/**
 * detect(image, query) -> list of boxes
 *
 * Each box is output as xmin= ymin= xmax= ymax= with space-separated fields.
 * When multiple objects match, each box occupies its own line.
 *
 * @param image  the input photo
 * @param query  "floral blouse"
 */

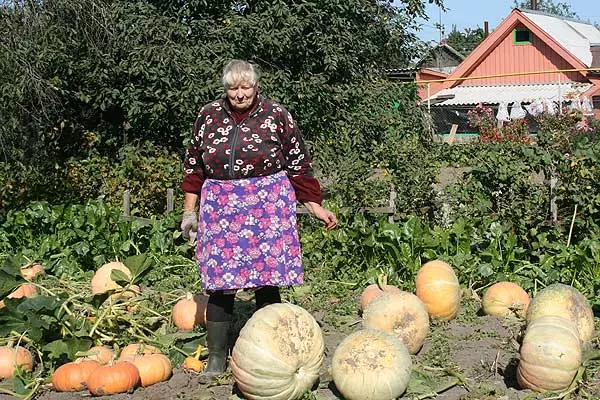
xmin=181 ymin=95 xmax=322 ymax=204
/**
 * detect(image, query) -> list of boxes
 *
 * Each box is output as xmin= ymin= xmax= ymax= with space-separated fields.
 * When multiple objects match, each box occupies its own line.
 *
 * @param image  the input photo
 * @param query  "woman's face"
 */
xmin=226 ymin=81 xmax=257 ymax=112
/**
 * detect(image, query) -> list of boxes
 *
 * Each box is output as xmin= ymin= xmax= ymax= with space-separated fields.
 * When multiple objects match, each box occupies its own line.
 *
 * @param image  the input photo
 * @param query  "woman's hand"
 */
xmin=302 ymin=201 xmax=337 ymax=230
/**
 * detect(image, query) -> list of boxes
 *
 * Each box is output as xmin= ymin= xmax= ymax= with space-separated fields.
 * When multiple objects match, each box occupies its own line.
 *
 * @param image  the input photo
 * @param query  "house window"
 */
xmin=593 ymin=96 xmax=600 ymax=109
xmin=514 ymin=29 xmax=532 ymax=44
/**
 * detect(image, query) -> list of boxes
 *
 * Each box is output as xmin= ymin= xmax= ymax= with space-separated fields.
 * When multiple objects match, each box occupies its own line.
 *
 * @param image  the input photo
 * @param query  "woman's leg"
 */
xmin=254 ymin=286 xmax=281 ymax=310
xmin=205 ymin=291 xmax=235 ymax=374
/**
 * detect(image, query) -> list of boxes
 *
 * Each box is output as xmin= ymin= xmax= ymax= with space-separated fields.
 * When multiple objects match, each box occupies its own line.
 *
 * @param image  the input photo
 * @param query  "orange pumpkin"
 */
xmin=183 ymin=345 xmax=205 ymax=373
xmin=76 ymin=346 xmax=114 ymax=365
xmin=517 ymin=315 xmax=582 ymax=392
xmin=362 ymin=291 xmax=430 ymax=354
xmin=359 ymin=283 xmax=402 ymax=314
xmin=87 ymin=361 xmax=140 ymax=396
xmin=171 ymin=293 xmax=208 ymax=330
xmin=0 ymin=283 xmax=38 ymax=309
xmin=20 ymin=263 xmax=45 ymax=281
xmin=125 ymin=354 xmax=172 ymax=387
xmin=90 ymin=262 xmax=132 ymax=295
xmin=416 ymin=260 xmax=461 ymax=321
xmin=332 ymin=329 xmax=412 ymax=400
xmin=482 ymin=281 xmax=530 ymax=318
xmin=0 ymin=345 xmax=34 ymax=379
xmin=119 ymin=343 xmax=161 ymax=359
xmin=526 ymin=283 xmax=594 ymax=343
xmin=52 ymin=360 xmax=101 ymax=392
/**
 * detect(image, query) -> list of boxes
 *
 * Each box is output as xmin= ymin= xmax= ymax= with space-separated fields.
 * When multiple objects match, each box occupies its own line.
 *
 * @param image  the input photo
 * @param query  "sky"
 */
xmin=415 ymin=0 xmax=600 ymax=44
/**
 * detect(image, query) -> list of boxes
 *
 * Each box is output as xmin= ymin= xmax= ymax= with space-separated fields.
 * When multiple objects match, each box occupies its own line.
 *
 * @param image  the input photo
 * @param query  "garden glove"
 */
xmin=181 ymin=211 xmax=198 ymax=242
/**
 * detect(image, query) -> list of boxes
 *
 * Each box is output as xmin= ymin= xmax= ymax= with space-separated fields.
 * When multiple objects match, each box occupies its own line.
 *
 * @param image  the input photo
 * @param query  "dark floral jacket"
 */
xmin=182 ymin=95 xmax=322 ymax=204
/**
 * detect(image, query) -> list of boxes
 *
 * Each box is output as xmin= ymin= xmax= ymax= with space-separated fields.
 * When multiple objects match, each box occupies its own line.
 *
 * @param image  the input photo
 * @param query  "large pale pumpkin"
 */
xmin=359 ymin=283 xmax=402 ymax=314
xmin=91 ymin=262 xmax=132 ymax=295
xmin=517 ymin=315 xmax=582 ymax=392
xmin=526 ymin=283 xmax=594 ymax=343
xmin=0 ymin=346 xmax=34 ymax=379
xmin=416 ymin=260 xmax=461 ymax=321
xmin=482 ymin=281 xmax=530 ymax=318
xmin=362 ymin=291 xmax=429 ymax=354
xmin=332 ymin=329 xmax=412 ymax=400
xmin=52 ymin=360 xmax=101 ymax=391
xmin=171 ymin=293 xmax=208 ymax=330
xmin=230 ymin=303 xmax=324 ymax=400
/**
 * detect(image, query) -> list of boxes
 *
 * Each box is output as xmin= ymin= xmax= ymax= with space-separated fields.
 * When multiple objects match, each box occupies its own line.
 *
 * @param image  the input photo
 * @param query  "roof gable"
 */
xmin=443 ymin=9 xmax=593 ymax=89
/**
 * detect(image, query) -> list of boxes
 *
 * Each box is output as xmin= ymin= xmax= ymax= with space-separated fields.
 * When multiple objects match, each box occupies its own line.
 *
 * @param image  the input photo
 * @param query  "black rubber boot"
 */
xmin=203 ymin=320 xmax=230 ymax=378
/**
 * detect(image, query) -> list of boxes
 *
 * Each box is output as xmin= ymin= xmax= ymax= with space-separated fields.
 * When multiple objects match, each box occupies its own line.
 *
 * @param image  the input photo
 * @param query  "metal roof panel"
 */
xmin=425 ymin=82 xmax=593 ymax=106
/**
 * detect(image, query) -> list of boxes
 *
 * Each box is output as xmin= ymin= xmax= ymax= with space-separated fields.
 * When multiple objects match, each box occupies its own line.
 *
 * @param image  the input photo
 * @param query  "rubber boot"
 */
xmin=203 ymin=320 xmax=230 ymax=380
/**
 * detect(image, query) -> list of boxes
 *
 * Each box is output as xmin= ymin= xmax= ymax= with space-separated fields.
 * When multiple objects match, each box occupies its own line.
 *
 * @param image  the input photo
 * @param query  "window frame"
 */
xmin=513 ymin=29 xmax=533 ymax=45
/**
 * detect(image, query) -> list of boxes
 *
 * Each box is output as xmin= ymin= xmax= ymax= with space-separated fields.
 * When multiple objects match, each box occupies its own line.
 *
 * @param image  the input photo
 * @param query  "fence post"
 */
xmin=123 ymin=190 xmax=131 ymax=218
xmin=166 ymin=188 xmax=174 ymax=214
xmin=388 ymin=188 xmax=397 ymax=223
xmin=550 ymin=175 xmax=558 ymax=223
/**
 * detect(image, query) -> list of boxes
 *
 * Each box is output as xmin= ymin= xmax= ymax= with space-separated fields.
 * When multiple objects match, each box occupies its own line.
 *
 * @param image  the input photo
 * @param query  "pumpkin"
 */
xmin=359 ymin=283 xmax=402 ymax=314
xmin=230 ymin=303 xmax=324 ymax=400
xmin=517 ymin=315 xmax=582 ymax=392
xmin=76 ymin=346 xmax=114 ymax=365
xmin=183 ymin=345 xmax=205 ymax=373
xmin=171 ymin=293 xmax=208 ymax=330
xmin=0 ymin=345 xmax=34 ymax=379
xmin=482 ymin=281 xmax=530 ymax=318
xmin=331 ymin=329 xmax=412 ymax=400
xmin=52 ymin=360 xmax=101 ymax=392
xmin=362 ymin=291 xmax=430 ymax=354
xmin=119 ymin=343 xmax=161 ymax=359
xmin=416 ymin=260 xmax=461 ymax=321
xmin=87 ymin=361 xmax=140 ymax=396
xmin=91 ymin=261 xmax=132 ymax=295
xmin=526 ymin=283 xmax=594 ymax=343
xmin=20 ymin=263 xmax=45 ymax=281
xmin=124 ymin=354 xmax=172 ymax=387
xmin=0 ymin=283 xmax=38 ymax=309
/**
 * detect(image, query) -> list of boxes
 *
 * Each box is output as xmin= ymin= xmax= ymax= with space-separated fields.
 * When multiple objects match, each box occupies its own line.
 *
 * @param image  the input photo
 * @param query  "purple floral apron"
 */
xmin=196 ymin=171 xmax=304 ymax=291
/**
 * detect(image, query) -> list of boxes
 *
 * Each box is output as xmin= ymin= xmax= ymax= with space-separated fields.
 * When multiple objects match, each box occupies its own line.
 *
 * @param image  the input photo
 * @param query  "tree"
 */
xmin=513 ymin=0 xmax=579 ymax=19
xmin=1 ymin=0 xmax=442 ymax=167
xmin=445 ymin=25 xmax=485 ymax=56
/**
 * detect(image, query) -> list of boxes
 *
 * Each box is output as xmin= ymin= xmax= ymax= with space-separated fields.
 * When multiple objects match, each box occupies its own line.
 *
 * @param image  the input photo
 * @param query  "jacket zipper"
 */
xmin=226 ymin=98 xmax=261 ymax=179
xmin=228 ymin=124 xmax=240 ymax=179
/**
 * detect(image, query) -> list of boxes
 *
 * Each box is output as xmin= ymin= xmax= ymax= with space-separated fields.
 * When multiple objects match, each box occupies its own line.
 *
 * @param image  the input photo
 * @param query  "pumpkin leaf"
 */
xmin=123 ymin=253 xmax=154 ymax=282
xmin=0 ymin=255 xmax=26 ymax=297
xmin=43 ymin=338 xmax=92 ymax=361
xmin=110 ymin=269 xmax=131 ymax=287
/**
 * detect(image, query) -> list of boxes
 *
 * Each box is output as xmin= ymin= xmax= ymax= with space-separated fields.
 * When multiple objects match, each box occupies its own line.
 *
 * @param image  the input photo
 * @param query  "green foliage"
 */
xmin=445 ymin=25 xmax=485 ymax=56
xmin=513 ymin=0 xmax=579 ymax=18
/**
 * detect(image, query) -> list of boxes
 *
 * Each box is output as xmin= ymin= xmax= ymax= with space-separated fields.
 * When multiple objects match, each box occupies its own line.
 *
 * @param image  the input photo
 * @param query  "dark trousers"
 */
xmin=206 ymin=286 xmax=282 ymax=322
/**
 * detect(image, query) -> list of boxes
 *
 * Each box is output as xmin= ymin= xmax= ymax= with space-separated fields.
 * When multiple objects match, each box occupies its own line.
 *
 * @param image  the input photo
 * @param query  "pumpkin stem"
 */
xmin=376 ymin=269 xmax=388 ymax=289
xmin=185 ymin=292 xmax=194 ymax=301
xmin=193 ymin=344 xmax=203 ymax=360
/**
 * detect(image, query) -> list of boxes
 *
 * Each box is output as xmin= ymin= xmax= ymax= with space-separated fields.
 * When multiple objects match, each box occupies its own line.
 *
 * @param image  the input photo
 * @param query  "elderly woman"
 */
xmin=180 ymin=59 xmax=336 ymax=377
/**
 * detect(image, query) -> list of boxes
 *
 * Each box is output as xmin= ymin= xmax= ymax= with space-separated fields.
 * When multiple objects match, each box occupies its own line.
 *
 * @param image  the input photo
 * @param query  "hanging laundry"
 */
xmin=496 ymin=101 xmax=510 ymax=122
xmin=509 ymin=100 xmax=527 ymax=120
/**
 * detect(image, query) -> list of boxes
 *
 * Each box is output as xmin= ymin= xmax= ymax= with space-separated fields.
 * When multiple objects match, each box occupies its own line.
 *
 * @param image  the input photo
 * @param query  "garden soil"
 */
xmin=2 ymin=292 xmax=598 ymax=400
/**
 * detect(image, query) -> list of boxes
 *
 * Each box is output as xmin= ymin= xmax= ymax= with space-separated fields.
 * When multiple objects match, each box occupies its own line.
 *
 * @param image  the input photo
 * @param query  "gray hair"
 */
xmin=221 ymin=60 xmax=260 ymax=89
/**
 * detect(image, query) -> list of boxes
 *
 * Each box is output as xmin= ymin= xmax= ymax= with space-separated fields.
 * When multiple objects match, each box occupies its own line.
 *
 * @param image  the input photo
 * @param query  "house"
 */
xmin=388 ymin=41 xmax=465 ymax=100
xmin=422 ymin=9 xmax=600 ymax=135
